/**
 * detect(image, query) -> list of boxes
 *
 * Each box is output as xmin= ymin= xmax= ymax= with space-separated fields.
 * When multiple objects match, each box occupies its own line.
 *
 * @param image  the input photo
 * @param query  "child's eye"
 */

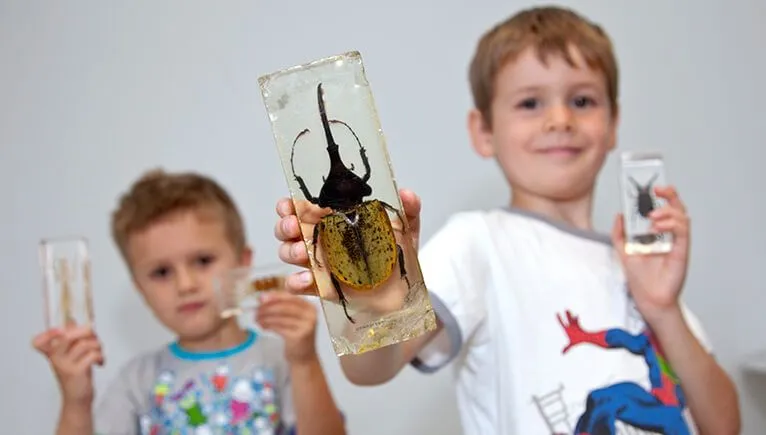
xmin=517 ymin=98 xmax=539 ymax=110
xmin=196 ymin=254 xmax=215 ymax=267
xmin=572 ymin=95 xmax=595 ymax=108
xmin=150 ymin=266 xmax=171 ymax=279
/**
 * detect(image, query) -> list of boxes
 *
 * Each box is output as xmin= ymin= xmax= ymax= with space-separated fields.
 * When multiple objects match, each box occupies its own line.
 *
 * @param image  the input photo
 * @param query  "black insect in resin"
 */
xmin=289 ymin=83 xmax=410 ymax=323
xmin=628 ymin=173 xmax=661 ymax=244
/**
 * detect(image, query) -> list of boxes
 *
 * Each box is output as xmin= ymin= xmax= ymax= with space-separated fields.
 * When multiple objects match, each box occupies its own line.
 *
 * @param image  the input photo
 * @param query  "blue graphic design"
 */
xmin=557 ymin=310 xmax=690 ymax=435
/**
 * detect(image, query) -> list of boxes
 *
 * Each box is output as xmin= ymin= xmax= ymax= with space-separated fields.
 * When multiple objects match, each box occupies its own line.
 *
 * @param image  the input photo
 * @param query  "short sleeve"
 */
xmin=93 ymin=355 xmax=152 ymax=435
xmin=681 ymin=302 xmax=714 ymax=355
xmin=410 ymin=213 xmax=489 ymax=373
xmin=276 ymin=362 xmax=297 ymax=435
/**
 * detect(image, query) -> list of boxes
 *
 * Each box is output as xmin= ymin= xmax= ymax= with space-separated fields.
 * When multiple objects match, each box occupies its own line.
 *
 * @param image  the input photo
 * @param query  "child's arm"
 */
xmin=32 ymin=326 xmax=103 ymax=435
xmin=645 ymin=307 xmax=740 ymax=435
xmin=612 ymin=185 xmax=741 ymax=434
xmin=257 ymin=292 xmax=346 ymax=435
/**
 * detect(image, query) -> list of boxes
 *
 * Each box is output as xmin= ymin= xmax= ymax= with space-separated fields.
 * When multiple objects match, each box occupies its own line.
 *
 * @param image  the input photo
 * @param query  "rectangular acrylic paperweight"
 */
xmin=39 ymin=236 xmax=94 ymax=329
xmin=619 ymin=151 xmax=673 ymax=255
xmin=258 ymin=51 xmax=437 ymax=356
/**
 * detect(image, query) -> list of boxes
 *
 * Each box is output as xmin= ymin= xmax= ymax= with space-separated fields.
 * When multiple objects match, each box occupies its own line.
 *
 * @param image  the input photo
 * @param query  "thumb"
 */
xmin=399 ymin=188 xmax=421 ymax=247
xmin=32 ymin=329 xmax=62 ymax=356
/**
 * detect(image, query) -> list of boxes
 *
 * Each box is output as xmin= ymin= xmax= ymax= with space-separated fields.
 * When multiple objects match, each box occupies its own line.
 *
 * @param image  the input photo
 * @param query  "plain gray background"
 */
xmin=2 ymin=0 xmax=765 ymax=433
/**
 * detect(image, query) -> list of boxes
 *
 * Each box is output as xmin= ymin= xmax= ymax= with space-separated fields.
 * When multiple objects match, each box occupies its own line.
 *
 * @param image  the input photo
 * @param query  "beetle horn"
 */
xmin=317 ymin=83 xmax=338 ymax=151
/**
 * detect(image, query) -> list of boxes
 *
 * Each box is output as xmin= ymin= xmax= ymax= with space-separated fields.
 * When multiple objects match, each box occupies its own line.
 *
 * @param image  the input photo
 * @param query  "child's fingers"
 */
xmin=258 ymin=299 xmax=314 ymax=320
xmin=276 ymin=198 xmax=295 ymax=218
xmin=69 ymin=338 xmax=102 ymax=363
xmin=649 ymin=206 xmax=687 ymax=222
xmin=32 ymin=329 xmax=62 ymax=355
xmin=74 ymin=349 xmax=104 ymax=372
xmin=274 ymin=215 xmax=302 ymax=243
xmin=283 ymin=272 xmax=315 ymax=295
xmin=651 ymin=216 xmax=689 ymax=238
xmin=50 ymin=327 xmax=97 ymax=358
xmin=257 ymin=316 xmax=304 ymax=332
xmin=278 ymin=241 xmax=309 ymax=267
xmin=654 ymin=185 xmax=686 ymax=212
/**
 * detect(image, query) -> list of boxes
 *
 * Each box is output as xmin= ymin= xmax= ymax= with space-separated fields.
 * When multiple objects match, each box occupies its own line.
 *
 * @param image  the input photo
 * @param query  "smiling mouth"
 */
xmin=539 ymin=146 xmax=582 ymax=155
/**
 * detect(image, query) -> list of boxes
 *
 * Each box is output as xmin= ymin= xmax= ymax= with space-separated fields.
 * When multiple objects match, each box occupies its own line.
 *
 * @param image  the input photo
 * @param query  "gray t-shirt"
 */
xmin=94 ymin=329 xmax=296 ymax=435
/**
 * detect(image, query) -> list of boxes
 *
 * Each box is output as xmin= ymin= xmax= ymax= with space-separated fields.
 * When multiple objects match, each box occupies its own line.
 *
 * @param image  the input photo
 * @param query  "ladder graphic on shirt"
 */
xmin=532 ymin=384 xmax=657 ymax=435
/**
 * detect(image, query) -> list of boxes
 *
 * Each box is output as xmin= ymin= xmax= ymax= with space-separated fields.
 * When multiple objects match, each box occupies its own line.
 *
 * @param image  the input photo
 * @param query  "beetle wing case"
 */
xmin=619 ymin=151 xmax=673 ymax=255
xmin=258 ymin=51 xmax=437 ymax=356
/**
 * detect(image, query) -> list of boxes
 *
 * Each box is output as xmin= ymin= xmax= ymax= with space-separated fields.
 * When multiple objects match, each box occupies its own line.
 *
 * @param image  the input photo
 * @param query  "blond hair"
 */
xmin=469 ymin=6 xmax=619 ymax=126
xmin=111 ymin=168 xmax=246 ymax=261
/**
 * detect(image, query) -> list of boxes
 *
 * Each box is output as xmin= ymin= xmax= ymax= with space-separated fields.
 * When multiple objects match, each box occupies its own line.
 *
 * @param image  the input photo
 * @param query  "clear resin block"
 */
xmin=619 ymin=151 xmax=673 ymax=255
xmin=258 ymin=51 xmax=437 ymax=356
xmin=213 ymin=263 xmax=295 ymax=327
xmin=39 ymin=236 xmax=94 ymax=329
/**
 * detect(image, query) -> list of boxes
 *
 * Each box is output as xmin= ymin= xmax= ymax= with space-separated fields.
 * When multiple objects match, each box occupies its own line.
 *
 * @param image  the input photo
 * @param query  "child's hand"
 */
xmin=256 ymin=292 xmax=319 ymax=365
xmin=273 ymin=188 xmax=423 ymax=296
xmin=31 ymin=326 xmax=104 ymax=406
xmin=612 ymin=185 xmax=690 ymax=324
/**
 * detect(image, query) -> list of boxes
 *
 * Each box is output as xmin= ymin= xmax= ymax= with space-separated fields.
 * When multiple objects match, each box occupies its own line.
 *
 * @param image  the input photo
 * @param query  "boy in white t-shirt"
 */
xmin=271 ymin=6 xmax=740 ymax=435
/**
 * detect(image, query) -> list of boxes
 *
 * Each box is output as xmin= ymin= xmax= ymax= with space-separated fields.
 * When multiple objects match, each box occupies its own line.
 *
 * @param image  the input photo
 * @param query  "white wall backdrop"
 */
xmin=2 ymin=0 xmax=765 ymax=433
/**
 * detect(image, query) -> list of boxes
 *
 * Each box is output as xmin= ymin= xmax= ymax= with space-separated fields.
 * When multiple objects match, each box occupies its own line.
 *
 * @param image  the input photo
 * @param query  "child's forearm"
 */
xmin=648 ymin=306 xmax=740 ymax=434
xmin=290 ymin=356 xmax=346 ymax=435
xmin=339 ymin=322 xmax=442 ymax=385
xmin=56 ymin=401 xmax=93 ymax=435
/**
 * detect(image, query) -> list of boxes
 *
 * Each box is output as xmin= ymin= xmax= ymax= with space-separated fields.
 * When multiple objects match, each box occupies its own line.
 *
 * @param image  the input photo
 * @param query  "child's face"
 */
xmin=469 ymin=45 xmax=618 ymax=202
xmin=125 ymin=209 xmax=251 ymax=341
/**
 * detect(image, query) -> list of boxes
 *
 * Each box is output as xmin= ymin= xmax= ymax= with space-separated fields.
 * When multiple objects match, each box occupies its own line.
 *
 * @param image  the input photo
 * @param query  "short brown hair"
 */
xmin=111 ymin=168 xmax=247 ymax=262
xmin=469 ymin=6 xmax=619 ymax=126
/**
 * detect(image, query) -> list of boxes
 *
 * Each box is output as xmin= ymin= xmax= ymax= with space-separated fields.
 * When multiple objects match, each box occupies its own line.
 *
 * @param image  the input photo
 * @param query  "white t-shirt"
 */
xmin=410 ymin=208 xmax=712 ymax=435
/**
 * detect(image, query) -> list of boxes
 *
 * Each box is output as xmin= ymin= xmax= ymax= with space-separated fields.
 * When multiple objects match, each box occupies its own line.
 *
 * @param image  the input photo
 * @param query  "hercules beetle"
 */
xmin=628 ymin=173 xmax=661 ymax=244
xmin=289 ymin=82 xmax=410 ymax=323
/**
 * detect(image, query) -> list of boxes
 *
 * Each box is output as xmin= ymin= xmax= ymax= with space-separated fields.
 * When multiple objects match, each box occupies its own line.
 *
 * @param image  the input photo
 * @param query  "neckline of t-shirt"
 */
xmin=501 ymin=206 xmax=612 ymax=246
xmin=168 ymin=328 xmax=258 ymax=361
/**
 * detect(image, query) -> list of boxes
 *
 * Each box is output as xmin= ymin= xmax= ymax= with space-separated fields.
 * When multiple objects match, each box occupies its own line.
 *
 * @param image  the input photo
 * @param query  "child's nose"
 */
xmin=175 ymin=267 xmax=200 ymax=295
xmin=544 ymin=104 xmax=574 ymax=131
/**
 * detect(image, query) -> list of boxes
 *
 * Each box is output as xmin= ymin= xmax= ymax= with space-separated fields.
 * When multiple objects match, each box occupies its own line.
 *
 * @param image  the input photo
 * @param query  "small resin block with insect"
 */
xmin=213 ymin=263 xmax=295 ymax=328
xmin=619 ymin=151 xmax=673 ymax=255
xmin=258 ymin=51 xmax=437 ymax=356
xmin=39 ymin=236 xmax=95 ymax=330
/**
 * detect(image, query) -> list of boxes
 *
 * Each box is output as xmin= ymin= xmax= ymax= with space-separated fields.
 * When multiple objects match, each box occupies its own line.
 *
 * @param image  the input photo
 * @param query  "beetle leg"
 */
xmin=359 ymin=145 xmax=371 ymax=182
xmin=396 ymin=244 xmax=410 ymax=288
xmin=379 ymin=201 xmax=407 ymax=234
xmin=294 ymin=174 xmax=320 ymax=205
xmin=312 ymin=222 xmax=322 ymax=268
xmin=330 ymin=273 xmax=354 ymax=323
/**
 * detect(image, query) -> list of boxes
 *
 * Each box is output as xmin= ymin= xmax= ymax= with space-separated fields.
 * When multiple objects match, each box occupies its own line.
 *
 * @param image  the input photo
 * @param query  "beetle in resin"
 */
xmin=289 ymin=82 xmax=410 ymax=323
xmin=627 ymin=173 xmax=662 ymax=244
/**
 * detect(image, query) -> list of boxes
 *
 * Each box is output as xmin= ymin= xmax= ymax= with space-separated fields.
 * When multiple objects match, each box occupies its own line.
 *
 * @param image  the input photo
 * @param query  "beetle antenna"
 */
xmin=290 ymin=128 xmax=311 ymax=179
xmin=330 ymin=120 xmax=363 ymax=153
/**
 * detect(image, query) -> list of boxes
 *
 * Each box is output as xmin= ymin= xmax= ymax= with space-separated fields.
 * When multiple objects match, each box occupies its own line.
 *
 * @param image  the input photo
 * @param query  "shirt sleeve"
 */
xmin=274 ymin=358 xmax=297 ymax=435
xmin=410 ymin=212 xmax=489 ymax=373
xmin=93 ymin=355 xmax=149 ymax=435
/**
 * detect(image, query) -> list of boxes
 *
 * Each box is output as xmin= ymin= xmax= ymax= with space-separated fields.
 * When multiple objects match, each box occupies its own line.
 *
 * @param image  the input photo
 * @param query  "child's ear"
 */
xmin=240 ymin=246 xmax=253 ymax=266
xmin=468 ymin=108 xmax=495 ymax=158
